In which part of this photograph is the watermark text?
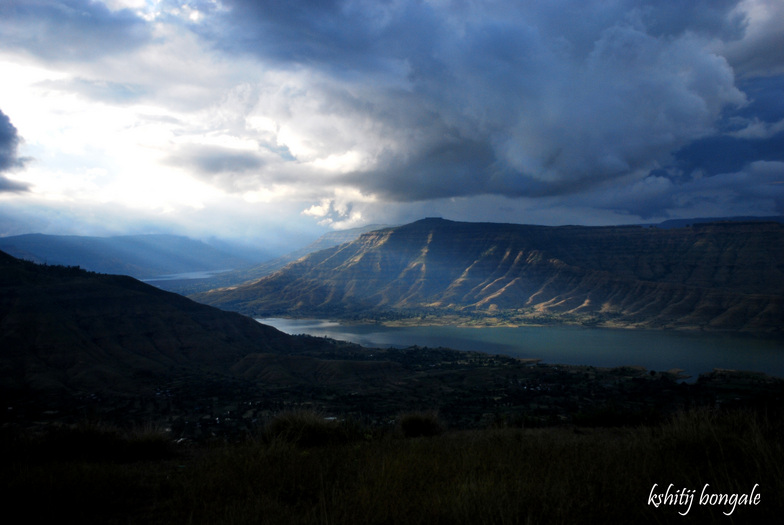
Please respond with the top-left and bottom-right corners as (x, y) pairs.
(648, 483), (760, 516)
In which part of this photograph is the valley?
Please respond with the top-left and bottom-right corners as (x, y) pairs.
(2, 248), (782, 440)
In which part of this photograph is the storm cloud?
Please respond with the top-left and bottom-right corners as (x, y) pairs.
(207, 1), (756, 204)
(0, 0), (151, 61)
(0, 110), (29, 192)
(167, 144), (268, 192)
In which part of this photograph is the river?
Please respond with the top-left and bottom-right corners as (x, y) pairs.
(257, 318), (784, 380)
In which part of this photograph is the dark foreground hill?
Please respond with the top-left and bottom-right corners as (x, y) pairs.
(0, 250), (420, 431)
(0, 250), (296, 395)
(195, 218), (784, 333)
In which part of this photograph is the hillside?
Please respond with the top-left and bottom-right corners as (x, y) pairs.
(194, 218), (784, 333)
(0, 233), (262, 279)
(0, 250), (302, 396)
(158, 224), (390, 295)
(0, 249), (432, 432)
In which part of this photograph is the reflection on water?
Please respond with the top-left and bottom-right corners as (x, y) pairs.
(143, 269), (233, 282)
(258, 317), (784, 380)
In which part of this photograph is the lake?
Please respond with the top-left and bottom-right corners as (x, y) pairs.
(257, 318), (784, 381)
(142, 269), (233, 282)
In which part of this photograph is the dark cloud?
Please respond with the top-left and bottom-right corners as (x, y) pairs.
(167, 145), (267, 191)
(343, 136), (507, 202)
(216, 1), (747, 72)
(585, 158), (784, 220)
(668, 161), (784, 216)
(633, 0), (745, 40)
(0, 110), (29, 193)
(670, 75), (784, 177)
(721, 0), (784, 77)
(0, 178), (29, 193)
(0, 0), (151, 61)
(214, 0), (439, 73)
(188, 149), (263, 174)
(208, 0), (759, 212)
(0, 110), (23, 170)
(734, 75), (784, 124)
(674, 132), (784, 177)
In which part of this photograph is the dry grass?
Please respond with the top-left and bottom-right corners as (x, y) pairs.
(3, 407), (782, 524)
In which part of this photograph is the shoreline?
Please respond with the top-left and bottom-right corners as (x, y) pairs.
(258, 313), (784, 338)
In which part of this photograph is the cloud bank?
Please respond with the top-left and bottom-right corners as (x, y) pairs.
(0, 0), (782, 240)
(205, 0), (781, 220)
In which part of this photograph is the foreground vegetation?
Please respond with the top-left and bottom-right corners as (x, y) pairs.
(3, 407), (782, 524)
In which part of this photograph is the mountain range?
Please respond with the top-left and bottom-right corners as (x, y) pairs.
(0, 233), (265, 280)
(194, 218), (784, 333)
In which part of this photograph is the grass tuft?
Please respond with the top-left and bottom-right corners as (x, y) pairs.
(262, 410), (363, 448)
(396, 410), (446, 438)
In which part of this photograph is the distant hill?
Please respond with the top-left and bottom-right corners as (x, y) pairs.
(194, 218), (784, 333)
(0, 233), (264, 279)
(158, 224), (390, 294)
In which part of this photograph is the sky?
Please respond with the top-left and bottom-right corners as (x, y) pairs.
(1, 0), (783, 253)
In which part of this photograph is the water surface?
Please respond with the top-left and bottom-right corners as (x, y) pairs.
(143, 269), (233, 282)
(258, 318), (784, 380)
